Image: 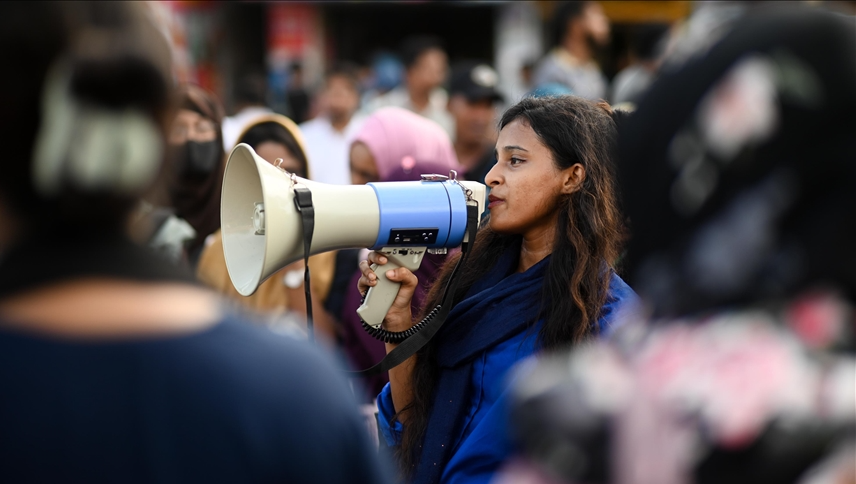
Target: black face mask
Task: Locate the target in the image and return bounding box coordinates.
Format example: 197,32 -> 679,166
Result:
174,140 -> 221,177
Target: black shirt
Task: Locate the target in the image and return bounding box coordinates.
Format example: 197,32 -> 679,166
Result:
0,314 -> 391,483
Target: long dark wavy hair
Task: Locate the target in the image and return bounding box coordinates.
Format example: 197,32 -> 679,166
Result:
395,96 -> 625,477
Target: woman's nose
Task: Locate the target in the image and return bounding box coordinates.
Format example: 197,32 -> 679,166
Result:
484,160 -> 501,187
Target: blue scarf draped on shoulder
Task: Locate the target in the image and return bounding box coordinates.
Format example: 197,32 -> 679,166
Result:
413,246 -> 550,484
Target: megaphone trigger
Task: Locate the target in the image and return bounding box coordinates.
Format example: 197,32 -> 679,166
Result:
356,247 -> 426,329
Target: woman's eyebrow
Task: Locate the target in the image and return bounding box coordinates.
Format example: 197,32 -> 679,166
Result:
502,145 -> 529,152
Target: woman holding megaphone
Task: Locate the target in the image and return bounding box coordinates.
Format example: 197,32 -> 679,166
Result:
358,96 -> 638,483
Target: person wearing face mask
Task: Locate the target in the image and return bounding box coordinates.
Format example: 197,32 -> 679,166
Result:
196,114 -> 338,341
166,85 -> 227,267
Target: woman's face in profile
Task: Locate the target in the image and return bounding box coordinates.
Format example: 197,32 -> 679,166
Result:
486,119 -> 579,236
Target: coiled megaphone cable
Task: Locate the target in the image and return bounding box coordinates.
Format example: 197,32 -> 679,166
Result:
350,202 -> 479,376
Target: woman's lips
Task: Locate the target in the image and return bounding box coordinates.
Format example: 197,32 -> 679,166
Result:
488,195 -> 504,209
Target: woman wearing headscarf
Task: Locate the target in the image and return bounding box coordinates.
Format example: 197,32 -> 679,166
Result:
0,3 -> 390,482
358,99 -> 637,483
340,107 -> 463,401
166,84 -> 227,266
196,114 -> 337,339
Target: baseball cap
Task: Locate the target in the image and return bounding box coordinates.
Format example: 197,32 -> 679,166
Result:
449,62 -> 504,103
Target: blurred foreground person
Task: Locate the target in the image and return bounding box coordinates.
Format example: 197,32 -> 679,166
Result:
196,114 -> 337,341
0,3 -> 390,483
504,6 -> 855,484
358,98 -> 637,484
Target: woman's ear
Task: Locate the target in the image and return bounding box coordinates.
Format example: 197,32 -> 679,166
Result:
561,163 -> 586,194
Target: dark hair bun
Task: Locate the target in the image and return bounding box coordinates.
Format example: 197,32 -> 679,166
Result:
0,2 -> 172,233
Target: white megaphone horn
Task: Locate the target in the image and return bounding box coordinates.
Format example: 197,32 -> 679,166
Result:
221,143 -> 486,328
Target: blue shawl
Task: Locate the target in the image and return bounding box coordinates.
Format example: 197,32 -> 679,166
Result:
413,247 -> 550,484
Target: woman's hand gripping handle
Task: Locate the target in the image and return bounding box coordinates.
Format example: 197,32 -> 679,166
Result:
357,248 -> 424,333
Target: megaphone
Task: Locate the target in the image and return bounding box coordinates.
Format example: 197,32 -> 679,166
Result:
221,143 -> 486,329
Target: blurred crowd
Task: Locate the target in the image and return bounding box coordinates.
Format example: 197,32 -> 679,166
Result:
0,1 -> 853,484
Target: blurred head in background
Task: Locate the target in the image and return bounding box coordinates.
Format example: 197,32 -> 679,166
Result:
448,62 -> 502,147
232,72 -> 268,114
166,85 -> 226,261
349,106 -> 459,185
401,35 -> 448,100
554,1 -> 611,53
0,1 -> 172,246
317,62 -> 361,131
447,61 -> 504,182
236,115 -> 308,178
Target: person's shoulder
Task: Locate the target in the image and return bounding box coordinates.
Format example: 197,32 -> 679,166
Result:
597,273 -> 641,336
164,316 -> 393,482
163,315 -> 341,393
607,273 -> 637,301
165,315 -> 367,427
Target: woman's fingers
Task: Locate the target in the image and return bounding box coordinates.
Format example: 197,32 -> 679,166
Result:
367,251 -> 388,266
357,252 -> 388,295
353,253 -> 418,331
357,260 -> 375,295
385,267 -> 418,311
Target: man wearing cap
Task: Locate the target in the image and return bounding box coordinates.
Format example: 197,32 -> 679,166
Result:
447,62 -> 504,184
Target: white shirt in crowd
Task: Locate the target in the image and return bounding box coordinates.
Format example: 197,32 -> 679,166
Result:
362,86 -> 454,138
299,114 -> 366,186
221,106 -> 274,151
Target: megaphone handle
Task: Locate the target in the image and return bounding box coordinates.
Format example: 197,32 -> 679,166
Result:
357,248 -> 426,329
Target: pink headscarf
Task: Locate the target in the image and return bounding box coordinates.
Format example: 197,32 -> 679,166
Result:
352,106 -> 461,181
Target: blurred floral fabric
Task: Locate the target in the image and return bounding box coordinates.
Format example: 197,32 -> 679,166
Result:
507,292 -> 854,484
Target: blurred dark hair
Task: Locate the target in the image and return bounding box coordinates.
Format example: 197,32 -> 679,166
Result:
233,72 -> 268,107
180,84 -> 224,126
400,35 -> 445,70
620,6 -> 856,315
237,121 -> 308,178
631,23 -> 670,61
325,61 -> 361,92
551,1 -> 591,47
396,95 -> 624,477
0,2 -> 172,234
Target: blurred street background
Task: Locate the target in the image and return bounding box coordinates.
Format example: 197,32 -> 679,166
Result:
150,1 -> 697,117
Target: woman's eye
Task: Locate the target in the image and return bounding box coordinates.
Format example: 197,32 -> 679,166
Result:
509,157 -> 524,166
